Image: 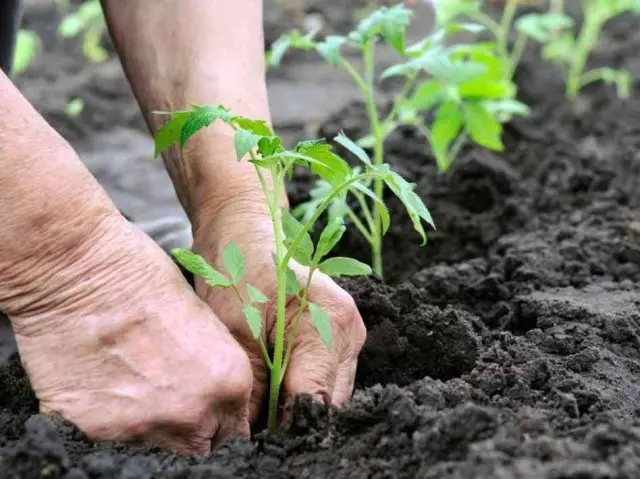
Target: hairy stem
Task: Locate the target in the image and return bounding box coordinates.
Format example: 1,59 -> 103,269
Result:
363,40 -> 384,277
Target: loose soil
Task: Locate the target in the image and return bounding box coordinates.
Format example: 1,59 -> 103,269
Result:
2,3 -> 640,478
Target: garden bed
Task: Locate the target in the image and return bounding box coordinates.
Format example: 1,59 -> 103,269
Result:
1,2 -> 640,478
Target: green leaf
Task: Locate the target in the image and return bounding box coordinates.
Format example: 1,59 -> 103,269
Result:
542,33 -> 575,65
316,35 -> 345,67
153,112 -> 190,157
234,129 -> 260,161
12,29 -> 40,76
515,13 -> 574,43
411,80 -> 445,111
282,208 -> 314,266
308,303 -> 333,351
431,100 -> 464,171
319,257 -> 372,277
233,117 -> 274,136
483,99 -> 531,120
257,136 -> 283,157
463,102 -> 504,151
350,4 -> 412,54
334,132 -> 371,165
383,170 -> 435,244
223,242 -> 245,284
285,266 -> 301,296
458,78 -> 514,100
65,98 -> 85,118
268,34 -> 292,67
247,284 -> 269,304
350,180 -> 391,234
180,105 -> 232,148
58,16 -> 83,38
242,305 -> 263,340
315,217 -> 346,261
433,0 -> 481,26
296,141 -> 351,187
171,248 -> 232,287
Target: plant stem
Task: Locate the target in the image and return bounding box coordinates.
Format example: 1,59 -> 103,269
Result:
509,33 -> 527,79
339,48 -> 384,276
362,40 -> 384,277
499,0 -> 519,70
267,166 -> 287,432
280,272 -> 314,381
549,0 -> 564,14
566,9 -> 599,99
230,284 -> 273,370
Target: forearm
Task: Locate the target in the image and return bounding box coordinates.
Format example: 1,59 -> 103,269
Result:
102,0 -> 284,224
0,71 -> 120,314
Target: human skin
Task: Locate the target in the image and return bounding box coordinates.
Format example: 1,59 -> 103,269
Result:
0,0 -> 366,455
101,0 -> 367,422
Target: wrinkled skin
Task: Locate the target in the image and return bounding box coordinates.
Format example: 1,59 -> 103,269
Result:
193,202 -> 367,421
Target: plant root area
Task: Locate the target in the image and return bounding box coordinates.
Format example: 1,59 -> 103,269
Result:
2,3 -> 640,478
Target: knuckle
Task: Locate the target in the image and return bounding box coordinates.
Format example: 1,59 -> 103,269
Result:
216,347 -> 253,406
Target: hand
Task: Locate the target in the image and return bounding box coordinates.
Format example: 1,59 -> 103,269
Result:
7,214 -> 253,455
192,200 -> 367,421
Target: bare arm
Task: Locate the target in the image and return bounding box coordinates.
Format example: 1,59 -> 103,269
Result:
101,0 -> 283,224
0,71 -> 119,315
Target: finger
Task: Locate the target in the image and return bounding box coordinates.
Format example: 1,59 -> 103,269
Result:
332,356 -> 358,406
332,306 -> 366,406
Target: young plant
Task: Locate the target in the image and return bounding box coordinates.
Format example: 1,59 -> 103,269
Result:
12,29 -> 40,76
268,3 -> 526,275
539,0 -> 640,99
153,105 -> 434,430
57,0 -> 108,64
434,0 -> 574,80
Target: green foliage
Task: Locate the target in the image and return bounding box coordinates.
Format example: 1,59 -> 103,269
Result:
535,0 -> 640,98
266,2 -> 530,275
12,30 -> 41,76
65,98 -> 86,118
57,0 -> 108,64
157,104 -> 432,430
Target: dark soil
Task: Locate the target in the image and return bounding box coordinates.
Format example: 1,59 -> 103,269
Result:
2,3 -> 640,479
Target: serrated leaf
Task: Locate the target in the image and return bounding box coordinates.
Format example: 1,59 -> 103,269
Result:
154,112 -> 191,157
351,4 -> 412,54
411,80 -> 445,111
257,136 -> 283,157
431,100 -> 464,171
383,171 -> 434,244
223,242 -> 245,284
315,217 -> 346,262
319,257 -> 372,277
247,284 -> 268,304
334,132 -> 371,165
243,305 -> 263,340
234,129 -> 260,161
180,105 -> 231,148
171,248 -> 232,287
296,141 -> 351,187
316,35 -> 345,67
285,266 -> 301,296
308,303 -> 333,351
282,208 -> 314,265
463,102 -> 503,151
233,117 -> 274,136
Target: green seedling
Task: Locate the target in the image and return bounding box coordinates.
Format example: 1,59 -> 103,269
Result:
65,98 -> 85,118
539,0 -> 640,99
268,3 -> 525,275
153,104 -> 434,430
12,29 -> 40,76
57,0 -> 108,64
434,0 -> 574,80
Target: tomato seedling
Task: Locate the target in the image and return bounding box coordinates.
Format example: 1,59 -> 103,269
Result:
153,105 -> 434,430
57,0 -> 108,64
268,3 -> 526,276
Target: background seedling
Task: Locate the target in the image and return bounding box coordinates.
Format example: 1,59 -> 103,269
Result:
57,0 -> 108,64
12,29 -> 40,76
268,3 -> 526,276
539,0 -> 640,99
154,105 -> 433,430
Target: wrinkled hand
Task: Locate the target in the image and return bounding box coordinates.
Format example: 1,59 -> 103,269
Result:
8,215 -> 253,455
192,203 -> 367,421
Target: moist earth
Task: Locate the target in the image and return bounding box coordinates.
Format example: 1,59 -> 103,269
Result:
2,3 -> 640,479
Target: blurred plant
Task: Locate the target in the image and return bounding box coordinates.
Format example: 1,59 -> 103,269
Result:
57,0 -> 108,63
268,3 -> 523,275
12,29 -> 40,76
